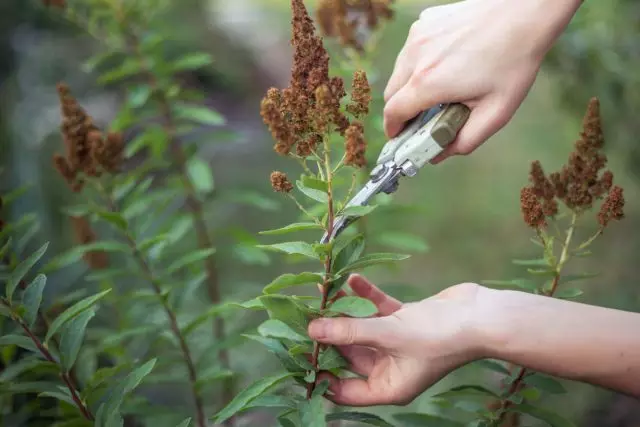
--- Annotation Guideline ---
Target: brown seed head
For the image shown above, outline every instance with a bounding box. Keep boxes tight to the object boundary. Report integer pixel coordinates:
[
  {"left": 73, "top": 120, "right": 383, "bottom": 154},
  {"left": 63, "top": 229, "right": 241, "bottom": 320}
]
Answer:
[
  {"left": 344, "top": 121, "right": 367, "bottom": 168},
  {"left": 270, "top": 171, "right": 294, "bottom": 193},
  {"left": 346, "top": 70, "right": 372, "bottom": 119},
  {"left": 598, "top": 185, "right": 625, "bottom": 228},
  {"left": 520, "top": 187, "right": 546, "bottom": 228}
]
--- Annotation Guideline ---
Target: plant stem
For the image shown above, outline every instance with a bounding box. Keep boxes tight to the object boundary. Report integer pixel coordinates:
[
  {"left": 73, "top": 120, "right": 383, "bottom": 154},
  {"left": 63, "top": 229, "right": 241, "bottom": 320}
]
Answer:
[
  {"left": 307, "top": 145, "right": 336, "bottom": 399},
  {"left": 3, "top": 303, "right": 94, "bottom": 421},
  {"left": 124, "top": 29, "right": 234, "bottom": 422},
  {"left": 495, "top": 212, "right": 578, "bottom": 424},
  {"left": 98, "top": 186, "right": 207, "bottom": 427}
]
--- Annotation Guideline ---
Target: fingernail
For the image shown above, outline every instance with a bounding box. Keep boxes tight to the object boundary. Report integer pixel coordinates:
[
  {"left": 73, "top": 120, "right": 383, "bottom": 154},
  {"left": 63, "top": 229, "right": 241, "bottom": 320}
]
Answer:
[{"left": 308, "top": 319, "right": 329, "bottom": 339}]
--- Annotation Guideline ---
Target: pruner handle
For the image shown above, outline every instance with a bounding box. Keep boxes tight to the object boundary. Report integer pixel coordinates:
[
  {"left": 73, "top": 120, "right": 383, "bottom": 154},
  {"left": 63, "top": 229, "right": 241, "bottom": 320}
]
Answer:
[{"left": 431, "top": 103, "right": 471, "bottom": 148}]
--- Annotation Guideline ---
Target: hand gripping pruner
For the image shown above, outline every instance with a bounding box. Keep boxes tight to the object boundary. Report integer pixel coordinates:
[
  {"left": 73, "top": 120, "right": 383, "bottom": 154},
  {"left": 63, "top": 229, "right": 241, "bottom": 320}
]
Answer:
[{"left": 320, "top": 103, "right": 471, "bottom": 245}]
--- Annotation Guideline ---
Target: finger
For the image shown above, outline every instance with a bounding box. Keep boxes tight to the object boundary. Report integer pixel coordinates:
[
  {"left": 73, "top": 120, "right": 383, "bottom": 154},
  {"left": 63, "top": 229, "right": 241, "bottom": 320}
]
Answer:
[
  {"left": 317, "top": 372, "right": 393, "bottom": 407},
  {"left": 308, "top": 316, "right": 396, "bottom": 348},
  {"left": 383, "top": 73, "right": 455, "bottom": 138},
  {"left": 430, "top": 98, "right": 512, "bottom": 164},
  {"left": 335, "top": 344, "right": 377, "bottom": 376},
  {"left": 347, "top": 274, "right": 402, "bottom": 316},
  {"left": 383, "top": 46, "right": 415, "bottom": 103}
]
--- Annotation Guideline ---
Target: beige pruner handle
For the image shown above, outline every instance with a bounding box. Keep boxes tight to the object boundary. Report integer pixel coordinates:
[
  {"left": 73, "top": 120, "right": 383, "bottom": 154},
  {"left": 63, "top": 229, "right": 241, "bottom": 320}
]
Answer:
[{"left": 431, "top": 103, "right": 471, "bottom": 148}]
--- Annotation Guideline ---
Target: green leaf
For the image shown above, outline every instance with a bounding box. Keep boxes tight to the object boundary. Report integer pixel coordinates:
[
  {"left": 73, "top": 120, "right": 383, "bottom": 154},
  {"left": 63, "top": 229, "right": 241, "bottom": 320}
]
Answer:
[
  {"left": 518, "top": 387, "right": 542, "bottom": 401},
  {"left": 0, "top": 238, "right": 12, "bottom": 260},
  {"left": 259, "top": 295, "right": 312, "bottom": 335},
  {"left": 561, "top": 272, "right": 599, "bottom": 283},
  {"left": 318, "top": 346, "right": 348, "bottom": 370},
  {"left": 22, "top": 274, "right": 46, "bottom": 328},
  {"left": 175, "top": 419, "right": 192, "bottom": 427},
  {"left": 256, "top": 242, "right": 319, "bottom": 260},
  {"left": 181, "top": 304, "right": 230, "bottom": 337},
  {"left": 376, "top": 232, "right": 429, "bottom": 253},
  {"left": 337, "top": 253, "right": 410, "bottom": 276},
  {"left": 326, "top": 412, "right": 395, "bottom": 427},
  {"left": 42, "top": 242, "right": 129, "bottom": 272},
  {"left": 0, "top": 357, "right": 57, "bottom": 381},
  {"left": 392, "top": 413, "right": 464, "bottom": 427},
  {"left": 127, "top": 85, "right": 152, "bottom": 108},
  {"left": 298, "top": 395, "right": 326, "bottom": 427},
  {"left": 296, "top": 180, "right": 328, "bottom": 203},
  {"left": 95, "top": 211, "right": 128, "bottom": 231},
  {"left": 327, "top": 296, "right": 377, "bottom": 317},
  {"left": 341, "top": 205, "right": 377, "bottom": 217},
  {"left": 243, "top": 395, "right": 297, "bottom": 411},
  {"left": 97, "top": 58, "right": 141, "bottom": 84},
  {"left": 170, "top": 53, "right": 214, "bottom": 71},
  {"left": 475, "top": 359, "right": 510, "bottom": 376},
  {"left": 39, "top": 387, "right": 76, "bottom": 406},
  {"left": 259, "top": 222, "right": 322, "bottom": 236},
  {"left": 6, "top": 242, "right": 48, "bottom": 303},
  {"left": 332, "top": 233, "right": 365, "bottom": 272},
  {"left": 432, "top": 385, "right": 499, "bottom": 399},
  {"left": 512, "top": 258, "right": 550, "bottom": 267},
  {"left": 263, "top": 272, "right": 324, "bottom": 294},
  {"left": 481, "top": 278, "right": 538, "bottom": 292},
  {"left": 301, "top": 176, "right": 328, "bottom": 192},
  {"left": 59, "top": 309, "right": 95, "bottom": 372},
  {"left": 524, "top": 374, "right": 566, "bottom": 394},
  {"left": 211, "top": 372, "right": 295, "bottom": 424},
  {"left": 174, "top": 104, "right": 225, "bottom": 126},
  {"left": 506, "top": 403, "right": 576, "bottom": 427},
  {"left": 0, "top": 334, "right": 39, "bottom": 353},
  {"left": 258, "top": 319, "right": 310, "bottom": 342},
  {"left": 166, "top": 248, "right": 216, "bottom": 275},
  {"left": 553, "top": 288, "right": 584, "bottom": 299},
  {"left": 186, "top": 157, "right": 215, "bottom": 195},
  {"left": 45, "top": 290, "right": 111, "bottom": 344},
  {"left": 242, "top": 335, "right": 304, "bottom": 373}
]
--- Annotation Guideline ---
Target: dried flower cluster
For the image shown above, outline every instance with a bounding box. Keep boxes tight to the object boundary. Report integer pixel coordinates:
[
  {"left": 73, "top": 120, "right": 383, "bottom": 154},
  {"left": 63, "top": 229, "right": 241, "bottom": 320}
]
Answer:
[
  {"left": 520, "top": 98, "right": 624, "bottom": 229},
  {"left": 70, "top": 215, "right": 108, "bottom": 269},
  {"left": 315, "top": 0, "right": 394, "bottom": 51},
  {"left": 270, "top": 171, "right": 294, "bottom": 193},
  {"left": 53, "top": 83, "right": 124, "bottom": 192},
  {"left": 260, "top": 0, "right": 371, "bottom": 174}
]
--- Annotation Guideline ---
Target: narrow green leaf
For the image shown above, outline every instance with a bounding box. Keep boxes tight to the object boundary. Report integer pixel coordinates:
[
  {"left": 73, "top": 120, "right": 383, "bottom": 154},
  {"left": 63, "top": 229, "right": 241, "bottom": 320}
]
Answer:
[
  {"left": 171, "top": 53, "right": 214, "bottom": 71},
  {"left": 127, "top": 85, "right": 152, "bottom": 108},
  {"left": 243, "top": 395, "right": 297, "bottom": 411},
  {"left": 242, "top": 335, "right": 304, "bottom": 373},
  {"left": 0, "top": 357, "right": 56, "bottom": 382},
  {"left": 186, "top": 157, "right": 215, "bottom": 195},
  {"left": 263, "top": 272, "right": 323, "bottom": 294},
  {"left": 175, "top": 419, "right": 192, "bottom": 427},
  {"left": 432, "top": 385, "right": 499, "bottom": 399},
  {"left": 341, "top": 205, "right": 377, "bottom": 217},
  {"left": 301, "top": 176, "right": 328, "bottom": 192},
  {"left": 45, "top": 290, "right": 111, "bottom": 344},
  {"left": 39, "top": 387, "right": 76, "bottom": 406},
  {"left": 166, "top": 248, "right": 216, "bottom": 275},
  {"left": 97, "top": 58, "right": 141, "bottom": 84},
  {"left": 259, "top": 222, "right": 322, "bottom": 236},
  {"left": 523, "top": 374, "right": 566, "bottom": 394},
  {"left": 182, "top": 304, "right": 231, "bottom": 337},
  {"left": 256, "top": 242, "right": 319, "bottom": 260},
  {"left": 332, "top": 234, "right": 365, "bottom": 272},
  {"left": 95, "top": 211, "right": 128, "bottom": 231},
  {"left": 6, "top": 242, "right": 48, "bottom": 303},
  {"left": 337, "top": 253, "right": 410, "bottom": 276},
  {"left": 174, "top": 104, "right": 225, "bottom": 126},
  {"left": 258, "top": 319, "right": 309, "bottom": 342},
  {"left": 518, "top": 387, "right": 542, "bottom": 401},
  {"left": 0, "top": 238, "right": 12, "bottom": 260},
  {"left": 318, "top": 346, "right": 348, "bottom": 370},
  {"left": 22, "top": 274, "right": 46, "bottom": 328},
  {"left": 296, "top": 180, "right": 328, "bottom": 203},
  {"left": 561, "top": 272, "right": 599, "bottom": 283},
  {"left": 42, "top": 242, "right": 129, "bottom": 272},
  {"left": 0, "top": 334, "right": 39, "bottom": 353},
  {"left": 326, "top": 412, "right": 395, "bottom": 427},
  {"left": 481, "top": 279, "right": 538, "bottom": 292},
  {"left": 327, "top": 296, "right": 377, "bottom": 317},
  {"left": 392, "top": 413, "right": 464, "bottom": 427},
  {"left": 298, "top": 395, "right": 326, "bottom": 427},
  {"left": 475, "top": 359, "right": 511, "bottom": 375},
  {"left": 553, "top": 288, "right": 584, "bottom": 299},
  {"left": 506, "top": 403, "right": 576, "bottom": 427},
  {"left": 211, "top": 372, "right": 295, "bottom": 424},
  {"left": 512, "top": 258, "right": 550, "bottom": 267},
  {"left": 59, "top": 309, "right": 95, "bottom": 372},
  {"left": 259, "top": 295, "right": 311, "bottom": 335}
]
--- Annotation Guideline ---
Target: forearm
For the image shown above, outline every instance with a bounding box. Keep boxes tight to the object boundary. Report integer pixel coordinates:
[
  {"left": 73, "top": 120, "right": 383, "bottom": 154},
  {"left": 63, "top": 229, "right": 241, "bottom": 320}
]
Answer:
[{"left": 479, "top": 289, "right": 640, "bottom": 397}]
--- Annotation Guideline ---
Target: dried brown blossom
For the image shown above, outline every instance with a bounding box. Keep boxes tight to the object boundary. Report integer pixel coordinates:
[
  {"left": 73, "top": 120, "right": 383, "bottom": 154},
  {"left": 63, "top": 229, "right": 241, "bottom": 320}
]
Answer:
[
  {"left": 270, "top": 171, "right": 294, "bottom": 193},
  {"left": 344, "top": 121, "right": 367, "bottom": 168},
  {"left": 53, "top": 83, "right": 124, "bottom": 192},
  {"left": 598, "top": 186, "right": 625, "bottom": 228},
  {"left": 296, "top": 134, "right": 321, "bottom": 157},
  {"left": 315, "top": 0, "right": 395, "bottom": 51},
  {"left": 520, "top": 187, "right": 546, "bottom": 228},
  {"left": 346, "top": 70, "right": 371, "bottom": 118},
  {"left": 70, "top": 216, "right": 108, "bottom": 269}
]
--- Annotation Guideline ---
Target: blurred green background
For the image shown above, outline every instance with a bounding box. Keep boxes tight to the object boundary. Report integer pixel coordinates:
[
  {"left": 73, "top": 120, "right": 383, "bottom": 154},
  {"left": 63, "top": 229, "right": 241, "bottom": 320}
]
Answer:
[{"left": 1, "top": 0, "right": 639, "bottom": 425}]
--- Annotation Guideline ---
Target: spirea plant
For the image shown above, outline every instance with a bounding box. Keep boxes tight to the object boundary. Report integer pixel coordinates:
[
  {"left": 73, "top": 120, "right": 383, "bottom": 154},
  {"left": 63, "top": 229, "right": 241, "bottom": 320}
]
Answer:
[{"left": 212, "top": 0, "right": 410, "bottom": 425}]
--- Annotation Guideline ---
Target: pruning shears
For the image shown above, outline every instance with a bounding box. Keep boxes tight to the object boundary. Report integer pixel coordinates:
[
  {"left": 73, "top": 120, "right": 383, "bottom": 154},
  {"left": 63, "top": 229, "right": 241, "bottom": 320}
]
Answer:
[{"left": 320, "top": 103, "right": 471, "bottom": 244}]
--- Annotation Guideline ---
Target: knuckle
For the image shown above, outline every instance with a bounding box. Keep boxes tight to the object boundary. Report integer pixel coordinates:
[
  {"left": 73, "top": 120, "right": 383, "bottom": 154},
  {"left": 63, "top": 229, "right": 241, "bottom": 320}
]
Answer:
[{"left": 334, "top": 320, "right": 357, "bottom": 344}]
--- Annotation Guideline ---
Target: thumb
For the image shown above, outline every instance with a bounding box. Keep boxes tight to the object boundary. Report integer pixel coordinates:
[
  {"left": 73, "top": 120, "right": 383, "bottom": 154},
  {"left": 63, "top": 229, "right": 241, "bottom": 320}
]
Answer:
[{"left": 308, "top": 317, "right": 395, "bottom": 348}]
